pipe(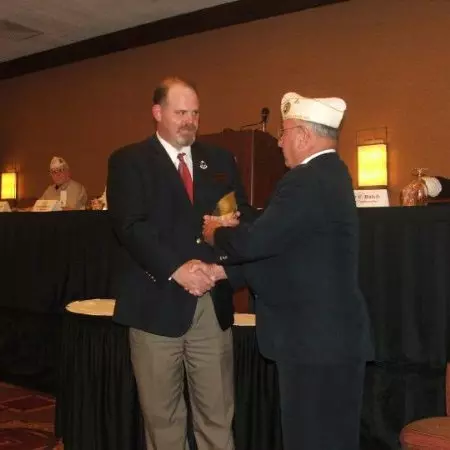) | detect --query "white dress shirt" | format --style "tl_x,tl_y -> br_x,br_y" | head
156,132 -> 193,177
301,149 -> 336,165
